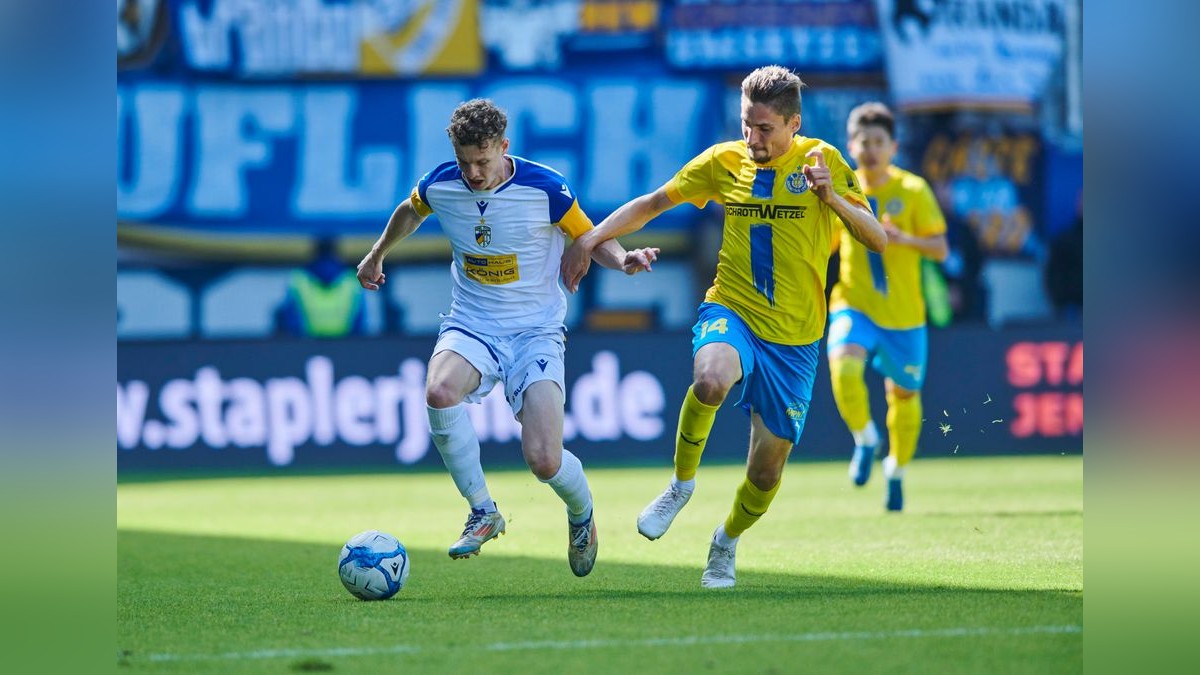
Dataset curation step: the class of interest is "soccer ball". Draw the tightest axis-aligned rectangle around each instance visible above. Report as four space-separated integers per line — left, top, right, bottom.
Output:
338 530 409 600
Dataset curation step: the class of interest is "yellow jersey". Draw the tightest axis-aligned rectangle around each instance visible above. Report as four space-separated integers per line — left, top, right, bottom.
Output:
829 165 946 330
664 136 868 345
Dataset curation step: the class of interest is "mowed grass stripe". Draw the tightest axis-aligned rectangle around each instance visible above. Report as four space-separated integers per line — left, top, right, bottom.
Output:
146 624 1083 662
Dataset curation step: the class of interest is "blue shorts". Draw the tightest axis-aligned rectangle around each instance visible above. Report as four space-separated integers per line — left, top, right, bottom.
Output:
826 308 927 391
691 302 819 446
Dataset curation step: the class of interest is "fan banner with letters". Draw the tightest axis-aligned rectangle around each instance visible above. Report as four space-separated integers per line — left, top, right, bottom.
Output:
873 0 1066 110
119 0 484 78
663 0 882 71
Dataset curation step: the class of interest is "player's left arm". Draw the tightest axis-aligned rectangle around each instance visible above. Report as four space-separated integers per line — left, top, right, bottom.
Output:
803 150 887 252
589 238 661 275
883 225 948 260
883 181 948 260
555 192 661 279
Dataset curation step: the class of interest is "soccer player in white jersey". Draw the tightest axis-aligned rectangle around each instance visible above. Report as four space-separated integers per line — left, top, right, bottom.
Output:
356 99 658 577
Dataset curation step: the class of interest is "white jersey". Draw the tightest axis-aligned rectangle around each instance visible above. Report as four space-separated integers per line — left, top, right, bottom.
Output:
410 155 593 335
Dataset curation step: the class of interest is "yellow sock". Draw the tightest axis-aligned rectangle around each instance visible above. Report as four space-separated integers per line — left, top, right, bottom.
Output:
886 391 923 468
830 356 872 433
723 477 781 538
674 386 720 481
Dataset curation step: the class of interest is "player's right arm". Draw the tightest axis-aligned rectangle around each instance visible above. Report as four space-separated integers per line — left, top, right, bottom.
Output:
356 198 428 291
561 188 676 293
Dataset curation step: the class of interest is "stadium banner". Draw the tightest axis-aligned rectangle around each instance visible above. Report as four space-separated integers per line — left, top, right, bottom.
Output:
117 326 1082 472
873 0 1066 110
662 0 883 71
482 0 661 72
906 113 1045 258
119 0 484 78
117 75 721 238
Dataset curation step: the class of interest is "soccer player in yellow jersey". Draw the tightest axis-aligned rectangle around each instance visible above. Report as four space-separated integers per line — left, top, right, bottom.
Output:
828 102 948 512
561 66 887 587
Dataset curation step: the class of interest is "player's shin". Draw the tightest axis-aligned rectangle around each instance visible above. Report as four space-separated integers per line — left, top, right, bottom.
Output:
428 404 493 510
723 477 781 538
675 386 720 481
542 449 593 524
830 355 872 433
885 391 922 475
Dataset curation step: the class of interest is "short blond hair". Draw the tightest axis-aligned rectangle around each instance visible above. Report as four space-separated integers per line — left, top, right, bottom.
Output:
741 65 804 119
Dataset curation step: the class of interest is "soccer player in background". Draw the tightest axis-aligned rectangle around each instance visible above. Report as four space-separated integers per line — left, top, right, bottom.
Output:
356 99 658 577
827 102 948 512
561 66 886 588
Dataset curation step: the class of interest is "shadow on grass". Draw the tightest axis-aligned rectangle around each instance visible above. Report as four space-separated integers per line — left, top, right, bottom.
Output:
919 509 1084 519
119 529 1081 672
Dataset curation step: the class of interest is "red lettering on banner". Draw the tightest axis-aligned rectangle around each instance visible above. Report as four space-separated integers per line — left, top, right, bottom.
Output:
1067 342 1083 385
1038 392 1064 436
1040 342 1069 386
1006 340 1083 439
1012 393 1036 438
1006 342 1040 387
1065 392 1083 435
1010 391 1083 438
1007 341 1083 387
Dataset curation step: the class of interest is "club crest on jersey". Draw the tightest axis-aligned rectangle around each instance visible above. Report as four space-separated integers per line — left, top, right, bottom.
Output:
785 171 809 194
475 225 492 247
886 198 904 215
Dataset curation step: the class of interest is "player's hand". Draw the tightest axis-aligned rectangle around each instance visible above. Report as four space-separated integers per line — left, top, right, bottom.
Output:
356 254 386 291
622 247 660 275
561 239 593 293
802 150 834 204
881 218 908 246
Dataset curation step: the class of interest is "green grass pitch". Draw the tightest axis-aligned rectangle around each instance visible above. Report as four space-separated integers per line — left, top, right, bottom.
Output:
118 455 1082 673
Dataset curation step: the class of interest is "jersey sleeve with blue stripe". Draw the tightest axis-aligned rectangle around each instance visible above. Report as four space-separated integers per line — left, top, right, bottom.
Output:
510 158 593 238
410 161 461 217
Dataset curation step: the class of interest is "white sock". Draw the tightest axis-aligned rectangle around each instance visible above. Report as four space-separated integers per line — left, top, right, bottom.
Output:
852 421 880 448
713 524 739 548
671 476 695 493
882 455 906 480
542 449 592 524
428 404 493 510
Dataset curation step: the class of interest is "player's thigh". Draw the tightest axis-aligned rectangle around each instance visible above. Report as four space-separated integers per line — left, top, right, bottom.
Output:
693 341 743 392
827 309 876 360
746 412 794 490
430 327 505 405
690 303 751 401
884 378 919 399
505 330 566 416
873 326 927 391
829 343 868 360
426 350 483 407
516 380 565 469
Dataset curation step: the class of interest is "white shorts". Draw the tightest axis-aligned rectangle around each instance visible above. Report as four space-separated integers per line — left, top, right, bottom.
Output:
432 323 566 416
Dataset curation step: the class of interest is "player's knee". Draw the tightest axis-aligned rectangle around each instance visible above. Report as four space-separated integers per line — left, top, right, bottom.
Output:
425 381 462 409
885 380 919 400
831 354 866 379
692 370 733 405
523 447 561 481
746 467 781 492
830 344 867 362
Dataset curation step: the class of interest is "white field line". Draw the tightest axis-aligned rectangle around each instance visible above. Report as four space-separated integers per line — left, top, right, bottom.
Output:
144 624 1081 663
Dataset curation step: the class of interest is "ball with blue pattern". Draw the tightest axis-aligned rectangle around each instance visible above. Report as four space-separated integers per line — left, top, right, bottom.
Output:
338 530 409 600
